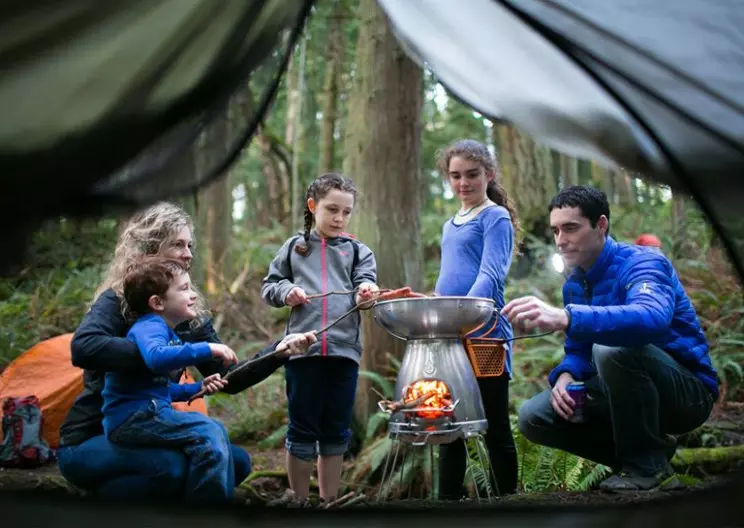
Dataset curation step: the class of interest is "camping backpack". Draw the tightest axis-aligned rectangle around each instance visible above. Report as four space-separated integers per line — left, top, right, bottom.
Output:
0 396 55 468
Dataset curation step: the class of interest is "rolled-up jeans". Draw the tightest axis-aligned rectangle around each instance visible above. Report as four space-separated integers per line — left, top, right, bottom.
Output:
518 344 715 475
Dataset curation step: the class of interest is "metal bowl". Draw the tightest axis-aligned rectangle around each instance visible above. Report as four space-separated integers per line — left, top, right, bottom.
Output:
372 296 495 339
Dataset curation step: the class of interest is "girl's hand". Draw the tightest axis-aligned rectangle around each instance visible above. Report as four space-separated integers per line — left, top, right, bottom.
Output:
277 332 318 357
285 287 310 307
356 283 380 309
202 374 228 395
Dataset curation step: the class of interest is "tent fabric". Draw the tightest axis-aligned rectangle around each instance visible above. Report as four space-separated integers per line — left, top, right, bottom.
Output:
0 0 314 275
0 334 207 449
377 0 744 277
0 334 82 449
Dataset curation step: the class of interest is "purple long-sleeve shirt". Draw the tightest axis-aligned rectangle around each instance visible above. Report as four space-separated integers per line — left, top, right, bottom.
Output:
434 205 514 375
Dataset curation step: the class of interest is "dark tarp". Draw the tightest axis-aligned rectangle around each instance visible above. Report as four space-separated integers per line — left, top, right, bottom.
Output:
1 0 313 272
378 0 744 279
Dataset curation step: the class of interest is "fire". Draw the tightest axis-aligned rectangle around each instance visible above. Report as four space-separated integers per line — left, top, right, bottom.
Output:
404 379 453 419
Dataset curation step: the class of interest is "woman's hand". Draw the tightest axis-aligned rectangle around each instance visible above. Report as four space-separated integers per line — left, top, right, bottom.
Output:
285 287 310 307
209 343 238 366
276 332 318 358
202 373 228 394
356 282 380 309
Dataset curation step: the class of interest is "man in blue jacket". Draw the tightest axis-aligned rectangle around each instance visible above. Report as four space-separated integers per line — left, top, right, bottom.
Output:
502 186 718 492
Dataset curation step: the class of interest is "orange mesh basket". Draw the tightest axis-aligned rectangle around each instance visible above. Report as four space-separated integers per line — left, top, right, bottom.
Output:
463 337 507 378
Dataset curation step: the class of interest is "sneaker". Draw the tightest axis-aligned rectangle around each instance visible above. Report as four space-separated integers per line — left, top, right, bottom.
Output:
599 466 677 492
266 489 313 508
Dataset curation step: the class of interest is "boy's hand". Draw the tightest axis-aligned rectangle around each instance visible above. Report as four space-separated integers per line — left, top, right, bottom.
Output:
202 373 228 394
276 332 318 358
356 282 380 309
285 287 310 307
209 343 238 366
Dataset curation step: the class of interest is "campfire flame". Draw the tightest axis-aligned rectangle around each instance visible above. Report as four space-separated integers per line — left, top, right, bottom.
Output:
404 379 453 419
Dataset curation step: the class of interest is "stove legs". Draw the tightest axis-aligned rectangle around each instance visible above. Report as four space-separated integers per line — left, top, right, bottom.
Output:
375 433 498 503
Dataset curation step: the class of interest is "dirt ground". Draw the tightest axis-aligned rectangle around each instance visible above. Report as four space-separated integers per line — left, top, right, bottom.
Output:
1 402 742 509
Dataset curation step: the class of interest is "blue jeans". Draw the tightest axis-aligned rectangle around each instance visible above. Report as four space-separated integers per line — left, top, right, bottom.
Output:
284 356 359 461
58 424 251 501
518 344 715 476
106 400 234 502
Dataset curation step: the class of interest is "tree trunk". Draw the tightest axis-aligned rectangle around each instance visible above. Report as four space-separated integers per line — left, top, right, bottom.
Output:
343 0 423 422
493 124 554 235
319 0 345 174
614 170 636 206
199 112 232 296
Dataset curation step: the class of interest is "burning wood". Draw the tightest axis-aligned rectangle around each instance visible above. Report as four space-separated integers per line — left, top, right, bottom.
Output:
378 390 440 413
375 379 454 419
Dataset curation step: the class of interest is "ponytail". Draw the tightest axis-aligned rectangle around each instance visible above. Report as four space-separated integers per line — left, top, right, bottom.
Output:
487 180 521 248
294 206 313 256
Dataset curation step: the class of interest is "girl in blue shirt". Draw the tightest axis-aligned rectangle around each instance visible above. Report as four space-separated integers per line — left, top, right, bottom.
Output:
434 139 519 497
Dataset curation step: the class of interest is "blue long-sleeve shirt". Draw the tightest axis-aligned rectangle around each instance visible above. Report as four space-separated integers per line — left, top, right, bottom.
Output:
101 313 213 435
434 205 515 376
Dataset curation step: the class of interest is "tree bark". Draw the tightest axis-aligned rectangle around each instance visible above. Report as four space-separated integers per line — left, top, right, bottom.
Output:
343 0 423 422
199 112 232 296
319 0 345 174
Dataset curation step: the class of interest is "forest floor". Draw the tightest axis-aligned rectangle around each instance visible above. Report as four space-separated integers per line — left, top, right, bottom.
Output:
1 402 742 510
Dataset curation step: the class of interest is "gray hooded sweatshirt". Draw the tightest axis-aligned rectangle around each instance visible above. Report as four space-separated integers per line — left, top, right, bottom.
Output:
261 231 377 365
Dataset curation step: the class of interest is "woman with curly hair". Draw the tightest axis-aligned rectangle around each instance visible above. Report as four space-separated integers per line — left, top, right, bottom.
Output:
57 202 315 502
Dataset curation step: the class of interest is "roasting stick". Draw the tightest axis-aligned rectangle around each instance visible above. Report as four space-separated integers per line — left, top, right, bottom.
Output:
187 287 425 404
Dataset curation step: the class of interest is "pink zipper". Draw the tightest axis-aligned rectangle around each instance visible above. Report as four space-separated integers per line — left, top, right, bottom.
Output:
321 237 328 356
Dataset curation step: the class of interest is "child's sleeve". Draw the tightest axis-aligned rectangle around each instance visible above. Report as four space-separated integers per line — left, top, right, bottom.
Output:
129 318 213 374
351 243 378 288
168 381 203 402
261 237 298 307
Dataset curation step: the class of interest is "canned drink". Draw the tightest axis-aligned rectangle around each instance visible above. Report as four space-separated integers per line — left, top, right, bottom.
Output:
566 382 587 423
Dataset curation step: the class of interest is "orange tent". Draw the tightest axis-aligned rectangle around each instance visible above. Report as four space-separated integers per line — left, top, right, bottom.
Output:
0 334 208 449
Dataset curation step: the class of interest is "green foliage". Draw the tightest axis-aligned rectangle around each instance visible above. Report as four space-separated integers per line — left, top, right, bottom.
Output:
0 217 117 366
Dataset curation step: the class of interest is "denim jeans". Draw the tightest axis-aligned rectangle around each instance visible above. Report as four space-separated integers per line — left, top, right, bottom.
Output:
518 344 715 475
58 437 251 501
284 356 359 461
106 400 235 502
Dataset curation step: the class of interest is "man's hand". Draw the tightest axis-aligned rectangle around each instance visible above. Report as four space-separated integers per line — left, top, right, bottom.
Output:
202 373 228 394
551 372 577 421
285 287 310 307
276 332 318 358
501 295 569 333
209 343 238 367
355 282 380 309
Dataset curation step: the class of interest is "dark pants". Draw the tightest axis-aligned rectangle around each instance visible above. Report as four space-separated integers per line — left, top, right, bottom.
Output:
107 400 235 502
518 344 715 476
59 417 250 502
284 356 359 461
438 375 518 498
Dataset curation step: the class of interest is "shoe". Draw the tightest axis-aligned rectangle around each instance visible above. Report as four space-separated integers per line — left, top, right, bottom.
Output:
599 466 677 492
266 489 313 508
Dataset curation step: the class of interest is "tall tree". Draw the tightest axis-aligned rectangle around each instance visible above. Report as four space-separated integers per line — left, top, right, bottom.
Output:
198 111 232 295
319 0 347 174
343 0 423 420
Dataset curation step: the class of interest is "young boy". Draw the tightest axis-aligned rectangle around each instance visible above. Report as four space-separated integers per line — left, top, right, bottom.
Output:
101 257 239 502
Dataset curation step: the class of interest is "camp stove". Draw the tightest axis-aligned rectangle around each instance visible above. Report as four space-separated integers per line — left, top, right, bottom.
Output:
371 296 500 502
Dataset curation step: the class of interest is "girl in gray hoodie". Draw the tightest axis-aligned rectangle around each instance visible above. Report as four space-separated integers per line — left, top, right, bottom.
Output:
261 173 378 506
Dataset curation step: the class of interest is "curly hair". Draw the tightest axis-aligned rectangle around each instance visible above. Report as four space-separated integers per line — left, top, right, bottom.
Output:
295 173 358 256
94 201 210 323
435 138 521 247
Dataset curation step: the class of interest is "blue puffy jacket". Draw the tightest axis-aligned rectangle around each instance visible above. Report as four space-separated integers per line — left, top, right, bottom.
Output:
548 236 719 399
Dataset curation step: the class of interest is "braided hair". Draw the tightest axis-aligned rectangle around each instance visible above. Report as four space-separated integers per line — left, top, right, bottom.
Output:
295 173 358 256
